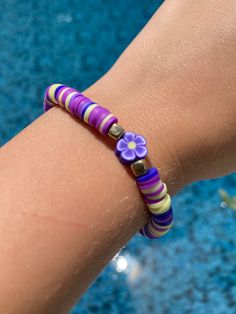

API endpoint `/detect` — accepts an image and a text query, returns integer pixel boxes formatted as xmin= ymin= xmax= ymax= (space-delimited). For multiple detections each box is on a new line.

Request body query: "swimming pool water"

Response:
xmin=0 ymin=1 xmax=236 ymax=313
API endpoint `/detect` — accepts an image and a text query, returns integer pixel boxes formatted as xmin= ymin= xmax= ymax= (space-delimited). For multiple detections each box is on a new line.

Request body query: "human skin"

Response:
xmin=0 ymin=0 xmax=235 ymax=313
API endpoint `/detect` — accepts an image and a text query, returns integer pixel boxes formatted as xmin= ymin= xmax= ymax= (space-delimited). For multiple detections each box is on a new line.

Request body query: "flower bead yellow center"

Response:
xmin=128 ymin=141 xmax=136 ymax=149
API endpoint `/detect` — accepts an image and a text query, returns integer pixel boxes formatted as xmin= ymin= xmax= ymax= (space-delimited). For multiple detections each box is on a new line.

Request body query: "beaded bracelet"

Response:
xmin=44 ymin=84 xmax=173 ymax=239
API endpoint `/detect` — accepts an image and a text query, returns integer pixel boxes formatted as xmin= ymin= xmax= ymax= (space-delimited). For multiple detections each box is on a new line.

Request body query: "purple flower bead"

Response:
xmin=115 ymin=132 xmax=148 ymax=164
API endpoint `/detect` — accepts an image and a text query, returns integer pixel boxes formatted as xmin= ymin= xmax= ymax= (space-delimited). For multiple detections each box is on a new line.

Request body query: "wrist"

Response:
xmin=84 ymin=72 xmax=186 ymax=195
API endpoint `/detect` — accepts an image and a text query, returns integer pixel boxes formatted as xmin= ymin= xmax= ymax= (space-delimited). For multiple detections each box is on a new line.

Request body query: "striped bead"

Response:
xmin=137 ymin=168 xmax=166 ymax=203
xmin=136 ymin=167 xmax=173 ymax=239
xmin=44 ymin=84 xmax=118 ymax=135
xmin=140 ymin=210 xmax=173 ymax=239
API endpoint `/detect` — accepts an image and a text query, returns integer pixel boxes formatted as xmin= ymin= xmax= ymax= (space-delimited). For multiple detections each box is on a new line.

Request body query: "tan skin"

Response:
xmin=0 ymin=0 xmax=235 ymax=313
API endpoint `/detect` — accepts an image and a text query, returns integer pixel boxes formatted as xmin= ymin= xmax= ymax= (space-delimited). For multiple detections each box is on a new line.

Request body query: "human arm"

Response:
xmin=0 ymin=0 xmax=235 ymax=313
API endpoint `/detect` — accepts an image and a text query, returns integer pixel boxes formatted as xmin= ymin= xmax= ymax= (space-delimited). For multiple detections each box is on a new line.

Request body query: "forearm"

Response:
xmin=0 ymin=14 xmax=184 ymax=311
xmin=0 ymin=81 xmax=181 ymax=313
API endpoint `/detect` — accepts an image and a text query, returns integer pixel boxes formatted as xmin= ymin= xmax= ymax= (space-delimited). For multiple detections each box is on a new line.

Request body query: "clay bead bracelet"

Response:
xmin=44 ymin=84 xmax=173 ymax=239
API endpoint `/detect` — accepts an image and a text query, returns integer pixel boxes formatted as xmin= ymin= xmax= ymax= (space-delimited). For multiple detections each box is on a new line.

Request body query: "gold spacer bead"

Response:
xmin=108 ymin=123 xmax=125 ymax=140
xmin=131 ymin=159 xmax=150 ymax=177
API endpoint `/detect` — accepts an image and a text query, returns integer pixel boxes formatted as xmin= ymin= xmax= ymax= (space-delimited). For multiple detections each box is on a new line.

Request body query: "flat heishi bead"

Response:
xmin=44 ymin=84 xmax=118 ymax=135
xmin=136 ymin=166 xmax=172 ymax=239
xmin=84 ymin=104 xmax=98 ymax=123
xmin=147 ymin=194 xmax=171 ymax=214
xmin=136 ymin=167 xmax=159 ymax=183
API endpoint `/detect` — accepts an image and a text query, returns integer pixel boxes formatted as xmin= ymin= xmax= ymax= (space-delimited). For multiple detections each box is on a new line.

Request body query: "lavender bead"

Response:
xmin=116 ymin=132 xmax=148 ymax=165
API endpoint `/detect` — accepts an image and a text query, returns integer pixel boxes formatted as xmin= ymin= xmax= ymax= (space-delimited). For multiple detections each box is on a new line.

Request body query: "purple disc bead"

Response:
xmin=44 ymin=100 xmax=53 ymax=112
xmin=95 ymin=108 xmax=111 ymax=129
xmin=55 ymin=85 xmax=66 ymax=100
xmin=88 ymin=105 xmax=106 ymax=127
xmin=79 ymin=101 xmax=95 ymax=119
xmin=136 ymin=167 xmax=159 ymax=183
xmin=101 ymin=116 xmax=118 ymax=135
xmin=69 ymin=95 xmax=85 ymax=114
xmin=152 ymin=207 xmax=173 ymax=221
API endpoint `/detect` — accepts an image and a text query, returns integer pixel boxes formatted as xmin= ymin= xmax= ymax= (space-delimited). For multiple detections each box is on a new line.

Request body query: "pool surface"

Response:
xmin=0 ymin=1 xmax=236 ymax=313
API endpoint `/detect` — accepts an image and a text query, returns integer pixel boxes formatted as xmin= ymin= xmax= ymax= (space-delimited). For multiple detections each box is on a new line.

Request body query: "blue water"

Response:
xmin=1 ymin=1 xmax=236 ymax=313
